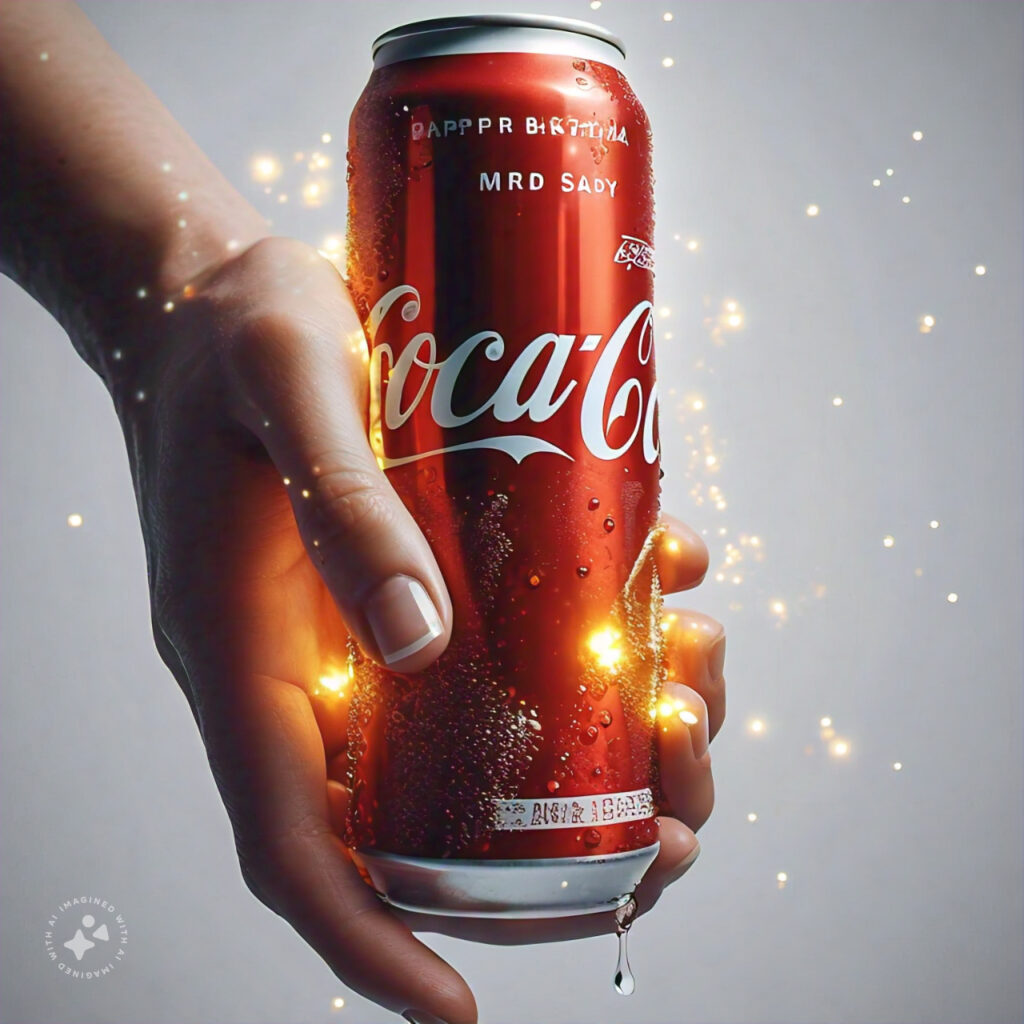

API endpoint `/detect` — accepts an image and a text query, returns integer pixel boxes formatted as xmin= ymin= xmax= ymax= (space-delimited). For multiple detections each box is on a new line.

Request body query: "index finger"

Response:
xmin=656 ymin=512 xmax=710 ymax=593
xmin=196 ymin=668 xmax=477 ymax=1024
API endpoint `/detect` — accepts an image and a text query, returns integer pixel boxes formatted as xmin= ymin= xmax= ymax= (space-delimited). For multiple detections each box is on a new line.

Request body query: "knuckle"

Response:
xmin=310 ymin=467 xmax=395 ymax=541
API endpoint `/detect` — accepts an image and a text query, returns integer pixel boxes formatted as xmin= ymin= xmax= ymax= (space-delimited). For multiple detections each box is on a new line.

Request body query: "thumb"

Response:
xmin=232 ymin=305 xmax=451 ymax=674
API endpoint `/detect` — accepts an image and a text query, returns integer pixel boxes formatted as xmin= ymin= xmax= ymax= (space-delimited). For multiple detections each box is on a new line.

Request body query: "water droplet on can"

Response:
xmin=547 ymin=780 xmax=561 ymax=793
xmin=588 ymin=497 xmax=600 ymax=510
xmin=598 ymin=709 xmax=613 ymax=727
xmin=572 ymin=59 xmax=587 ymax=71
xmin=583 ymin=828 xmax=601 ymax=848
xmin=580 ymin=725 xmax=600 ymax=745
xmin=527 ymin=571 xmax=541 ymax=588
xmin=576 ymin=565 xmax=590 ymax=578
xmin=603 ymin=517 xmax=615 ymax=533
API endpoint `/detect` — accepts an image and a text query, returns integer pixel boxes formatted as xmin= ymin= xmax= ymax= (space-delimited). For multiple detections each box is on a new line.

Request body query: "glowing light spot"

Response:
xmin=302 ymin=180 xmax=329 ymax=206
xmin=747 ymin=812 xmax=758 ymax=822
xmin=322 ymin=133 xmax=333 ymax=144
xmin=686 ymin=238 xmax=699 ymax=251
xmin=692 ymin=398 xmax=704 ymax=411
xmin=318 ymin=672 xmax=346 ymax=694
xmin=776 ymin=872 xmax=788 ymax=882
xmin=919 ymin=313 xmax=936 ymax=333
xmin=830 ymin=739 xmax=850 ymax=757
xmin=331 ymin=996 xmax=345 ymax=1010
xmin=705 ymin=454 xmax=717 ymax=467
xmin=163 ymin=300 xmax=175 ymax=312
xmin=182 ymin=284 xmax=195 ymax=300
xmin=749 ymin=719 xmax=765 ymax=735
xmin=134 ymin=389 xmax=147 ymax=403
xmin=770 ymin=600 xmax=786 ymax=615
xmin=39 ymin=51 xmax=49 ymax=61
xmin=885 ymin=168 xmax=894 ymax=177
xmin=250 ymin=154 xmax=282 ymax=183
xmin=974 ymin=264 xmax=986 ymax=276
xmin=590 ymin=0 xmax=601 ymax=8
xmin=111 ymin=349 xmax=123 ymax=361
xmin=820 ymin=716 xmax=832 ymax=728
xmin=832 ymin=395 xmax=844 ymax=406
xmin=883 ymin=535 xmax=895 ymax=548
xmin=901 ymin=195 xmax=911 ymax=204
xmin=177 ymin=190 xmax=189 ymax=201
xmin=679 ymin=709 xmax=699 ymax=726
xmin=872 ymin=178 xmax=881 ymax=187
xmin=658 ymin=306 xmax=672 ymax=318
xmin=912 ymin=130 xmax=923 ymax=141
xmin=136 ymin=287 xmax=148 ymax=299
xmin=301 ymin=489 xmax=311 ymax=499
xmin=560 ymin=880 xmax=569 ymax=888
xmin=666 ymin=538 xmax=681 ymax=553
xmin=929 ymin=519 xmax=939 ymax=529
xmin=587 ymin=627 xmax=622 ymax=671
xmin=663 ymin=12 xmax=674 ymax=21
xmin=893 ymin=761 xmax=903 ymax=771
xmin=282 ymin=477 xmax=291 ymax=486
xmin=946 ymin=592 xmax=958 ymax=603
xmin=806 ymin=203 xmax=820 ymax=217
xmin=160 ymin=162 xmax=172 ymax=173
xmin=226 ymin=239 xmax=240 ymax=252
xmin=177 ymin=218 xmax=187 ymax=228
xmin=67 ymin=514 xmax=83 ymax=528
xmin=322 ymin=235 xmax=343 ymax=253
xmin=662 ymin=57 xmax=675 ymax=68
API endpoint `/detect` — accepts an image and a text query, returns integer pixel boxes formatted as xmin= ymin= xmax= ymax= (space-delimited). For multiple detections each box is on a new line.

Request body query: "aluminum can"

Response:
xmin=344 ymin=14 xmax=663 ymax=917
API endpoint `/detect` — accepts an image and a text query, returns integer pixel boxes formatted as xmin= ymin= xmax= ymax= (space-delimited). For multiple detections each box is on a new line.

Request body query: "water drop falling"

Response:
xmin=613 ymin=895 xmax=637 ymax=996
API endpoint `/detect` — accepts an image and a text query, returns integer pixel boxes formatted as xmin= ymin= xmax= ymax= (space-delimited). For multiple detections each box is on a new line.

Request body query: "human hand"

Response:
xmin=111 ymin=236 xmax=725 ymax=1022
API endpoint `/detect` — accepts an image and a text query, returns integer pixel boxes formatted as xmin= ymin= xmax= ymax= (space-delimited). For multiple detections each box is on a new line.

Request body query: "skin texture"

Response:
xmin=0 ymin=5 xmax=727 ymax=1022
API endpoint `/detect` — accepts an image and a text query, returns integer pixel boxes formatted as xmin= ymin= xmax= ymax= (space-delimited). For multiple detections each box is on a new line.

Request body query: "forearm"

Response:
xmin=0 ymin=0 xmax=267 ymax=380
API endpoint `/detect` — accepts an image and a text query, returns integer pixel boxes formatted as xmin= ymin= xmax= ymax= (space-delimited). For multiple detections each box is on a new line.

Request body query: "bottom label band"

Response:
xmin=494 ymin=788 xmax=655 ymax=831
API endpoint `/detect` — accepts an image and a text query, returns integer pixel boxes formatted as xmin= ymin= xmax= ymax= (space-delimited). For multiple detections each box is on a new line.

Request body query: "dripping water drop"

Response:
xmin=613 ymin=895 xmax=637 ymax=995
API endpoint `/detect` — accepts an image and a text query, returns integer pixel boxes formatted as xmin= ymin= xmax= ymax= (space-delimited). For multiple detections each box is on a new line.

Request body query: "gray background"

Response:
xmin=1 ymin=2 xmax=1021 ymax=1023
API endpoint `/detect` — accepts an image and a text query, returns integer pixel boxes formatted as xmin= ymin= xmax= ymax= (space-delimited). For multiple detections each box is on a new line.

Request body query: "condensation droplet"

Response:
xmin=527 ymin=571 xmax=542 ymax=588
xmin=603 ymin=516 xmax=615 ymax=533
xmin=580 ymin=725 xmax=600 ymax=745
xmin=588 ymin=497 xmax=601 ymax=510
xmin=584 ymin=828 xmax=602 ymax=848
xmin=547 ymin=780 xmax=561 ymax=793
xmin=598 ymin=709 xmax=613 ymax=727
xmin=576 ymin=565 xmax=590 ymax=578
xmin=572 ymin=59 xmax=587 ymax=71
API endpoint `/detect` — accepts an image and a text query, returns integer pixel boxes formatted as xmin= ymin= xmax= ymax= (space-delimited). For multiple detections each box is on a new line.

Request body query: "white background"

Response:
xmin=1 ymin=2 xmax=1021 ymax=1023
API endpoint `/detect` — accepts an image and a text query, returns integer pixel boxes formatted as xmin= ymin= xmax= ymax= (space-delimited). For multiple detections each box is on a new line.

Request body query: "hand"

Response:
xmin=116 ymin=235 xmax=726 ymax=1023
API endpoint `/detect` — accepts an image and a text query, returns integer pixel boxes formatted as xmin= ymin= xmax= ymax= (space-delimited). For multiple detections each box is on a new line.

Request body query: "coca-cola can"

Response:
xmin=344 ymin=14 xmax=663 ymax=917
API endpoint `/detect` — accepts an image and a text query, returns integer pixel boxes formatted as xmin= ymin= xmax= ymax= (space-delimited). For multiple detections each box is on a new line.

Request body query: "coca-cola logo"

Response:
xmin=367 ymin=286 xmax=659 ymax=467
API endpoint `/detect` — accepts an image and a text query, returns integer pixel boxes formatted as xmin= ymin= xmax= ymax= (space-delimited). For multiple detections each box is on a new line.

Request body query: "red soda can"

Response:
xmin=345 ymin=14 xmax=664 ymax=916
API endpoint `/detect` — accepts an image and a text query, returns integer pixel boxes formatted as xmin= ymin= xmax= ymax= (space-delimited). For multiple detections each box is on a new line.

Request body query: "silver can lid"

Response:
xmin=372 ymin=14 xmax=626 ymax=70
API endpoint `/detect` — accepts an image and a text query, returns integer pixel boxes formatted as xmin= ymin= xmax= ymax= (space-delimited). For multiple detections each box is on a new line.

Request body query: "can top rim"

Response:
xmin=372 ymin=14 xmax=626 ymax=61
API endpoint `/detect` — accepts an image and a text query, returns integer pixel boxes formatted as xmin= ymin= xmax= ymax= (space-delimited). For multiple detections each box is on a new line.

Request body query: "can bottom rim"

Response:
xmin=351 ymin=843 xmax=660 ymax=918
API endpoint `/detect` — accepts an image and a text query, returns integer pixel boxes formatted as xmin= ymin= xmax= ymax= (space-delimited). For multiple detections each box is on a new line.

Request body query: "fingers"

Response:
xmin=198 ymin=672 xmax=477 ymax=1024
xmin=655 ymin=513 xmax=709 ymax=594
xmin=656 ymin=681 xmax=714 ymax=831
xmin=661 ymin=609 xmax=726 ymax=740
xmin=219 ymin=238 xmax=451 ymax=674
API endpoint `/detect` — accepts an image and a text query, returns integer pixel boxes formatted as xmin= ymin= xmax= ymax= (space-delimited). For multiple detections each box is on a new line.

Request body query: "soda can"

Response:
xmin=344 ymin=14 xmax=664 ymax=917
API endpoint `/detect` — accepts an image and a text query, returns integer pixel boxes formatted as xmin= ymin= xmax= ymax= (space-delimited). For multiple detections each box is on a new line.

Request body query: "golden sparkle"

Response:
xmin=662 ymin=57 xmax=675 ymax=68
xmin=747 ymin=812 xmax=758 ymax=822
xmin=302 ymin=179 xmax=329 ymax=207
xmin=805 ymin=204 xmax=820 ymax=217
xmin=322 ymin=132 xmax=333 ymax=144
xmin=587 ymin=627 xmax=622 ymax=672
xmin=893 ymin=761 xmax=903 ymax=771
xmin=885 ymin=168 xmax=894 ymax=177
xmin=663 ymin=12 xmax=674 ymax=21
xmin=883 ymin=535 xmax=895 ymax=548
xmin=946 ymin=592 xmax=959 ymax=603
xmin=686 ymin=238 xmax=700 ymax=251
xmin=250 ymin=154 xmax=282 ymax=183
xmin=820 ymin=716 xmax=832 ymax=728
xmin=929 ymin=519 xmax=939 ymax=529
xmin=872 ymin=178 xmax=881 ymax=187
xmin=830 ymin=739 xmax=850 ymax=757
xmin=748 ymin=718 xmax=765 ymax=735
xmin=919 ymin=314 xmax=936 ymax=333
xmin=67 ymin=514 xmax=83 ymax=528
xmin=832 ymin=395 xmax=844 ymax=406
xmin=912 ymin=130 xmax=924 ymax=141
xmin=331 ymin=996 xmax=345 ymax=1010
xmin=974 ymin=264 xmax=987 ymax=276
xmin=901 ymin=195 xmax=911 ymax=204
